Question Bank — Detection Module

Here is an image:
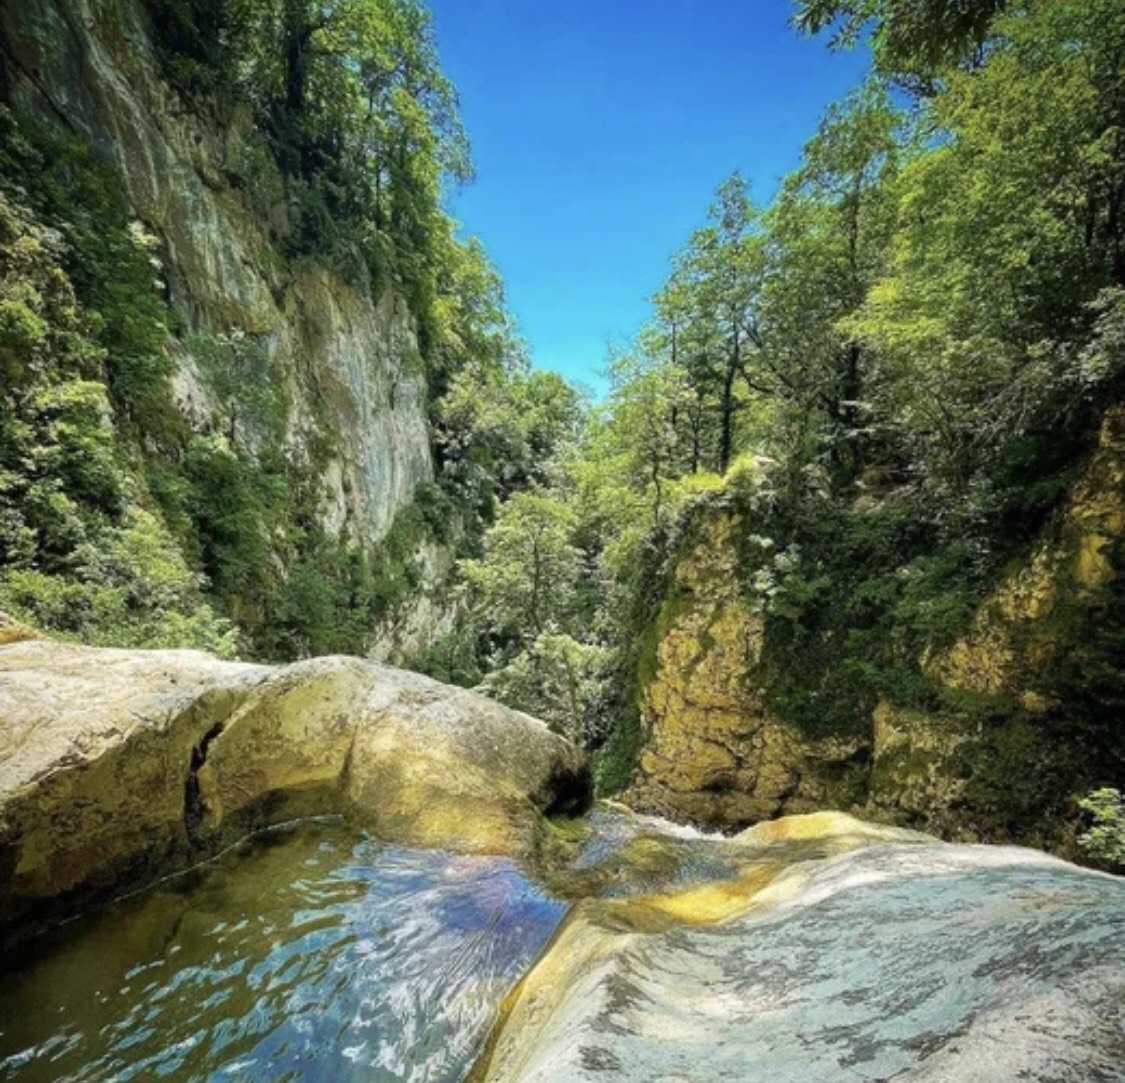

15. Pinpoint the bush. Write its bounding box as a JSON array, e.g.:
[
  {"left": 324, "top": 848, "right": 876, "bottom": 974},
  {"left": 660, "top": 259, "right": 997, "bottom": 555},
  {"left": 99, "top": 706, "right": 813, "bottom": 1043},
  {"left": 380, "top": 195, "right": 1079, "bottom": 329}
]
[{"left": 1078, "top": 789, "right": 1125, "bottom": 869}]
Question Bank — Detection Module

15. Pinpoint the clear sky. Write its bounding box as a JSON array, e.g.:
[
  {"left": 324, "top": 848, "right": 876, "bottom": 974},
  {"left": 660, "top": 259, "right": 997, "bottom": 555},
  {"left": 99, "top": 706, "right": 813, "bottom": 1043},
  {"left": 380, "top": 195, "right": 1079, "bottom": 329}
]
[{"left": 426, "top": 0, "right": 870, "bottom": 396}]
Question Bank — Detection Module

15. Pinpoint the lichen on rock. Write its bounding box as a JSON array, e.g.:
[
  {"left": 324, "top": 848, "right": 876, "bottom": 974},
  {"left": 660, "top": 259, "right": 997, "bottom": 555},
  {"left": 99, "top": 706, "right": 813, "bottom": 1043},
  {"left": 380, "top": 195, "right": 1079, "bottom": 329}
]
[{"left": 626, "top": 513, "right": 867, "bottom": 828}]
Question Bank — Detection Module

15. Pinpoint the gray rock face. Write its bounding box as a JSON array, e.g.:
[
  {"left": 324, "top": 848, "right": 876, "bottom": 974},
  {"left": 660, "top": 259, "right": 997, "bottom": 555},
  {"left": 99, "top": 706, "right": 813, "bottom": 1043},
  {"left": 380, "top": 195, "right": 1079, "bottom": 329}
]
[
  {"left": 475, "top": 839, "right": 1125, "bottom": 1082},
  {"left": 0, "top": 0, "right": 432, "bottom": 542},
  {"left": 0, "top": 638, "right": 590, "bottom": 945}
]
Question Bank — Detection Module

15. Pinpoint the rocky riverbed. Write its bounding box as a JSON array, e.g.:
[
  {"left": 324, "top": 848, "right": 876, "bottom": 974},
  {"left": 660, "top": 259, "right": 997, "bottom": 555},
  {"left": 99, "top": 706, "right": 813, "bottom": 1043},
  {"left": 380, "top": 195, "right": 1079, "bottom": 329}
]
[{"left": 1, "top": 636, "right": 1122, "bottom": 1082}]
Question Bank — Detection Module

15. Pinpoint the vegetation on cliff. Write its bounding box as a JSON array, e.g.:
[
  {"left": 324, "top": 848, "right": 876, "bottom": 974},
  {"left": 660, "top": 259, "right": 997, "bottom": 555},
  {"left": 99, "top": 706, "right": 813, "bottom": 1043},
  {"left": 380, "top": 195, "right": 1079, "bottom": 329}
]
[
  {"left": 0, "top": 0, "right": 574, "bottom": 658},
  {"left": 426, "top": 0, "right": 1125, "bottom": 850}
]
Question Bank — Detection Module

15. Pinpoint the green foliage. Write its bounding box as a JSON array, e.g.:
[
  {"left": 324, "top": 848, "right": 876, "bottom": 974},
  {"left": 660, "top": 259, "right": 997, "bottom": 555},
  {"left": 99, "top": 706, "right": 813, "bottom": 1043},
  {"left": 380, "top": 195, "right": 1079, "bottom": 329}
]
[
  {"left": 0, "top": 109, "right": 179, "bottom": 439},
  {"left": 0, "top": 508, "right": 237, "bottom": 657},
  {"left": 480, "top": 632, "right": 613, "bottom": 743},
  {"left": 180, "top": 435, "right": 285, "bottom": 616},
  {"left": 592, "top": 702, "right": 645, "bottom": 796},
  {"left": 460, "top": 491, "right": 582, "bottom": 642},
  {"left": 1077, "top": 789, "right": 1125, "bottom": 868},
  {"left": 958, "top": 713, "right": 1076, "bottom": 841},
  {"left": 431, "top": 234, "right": 583, "bottom": 521},
  {"left": 0, "top": 185, "right": 233, "bottom": 654},
  {"left": 794, "top": 0, "right": 1010, "bottom": 79},
  {"left": 191, "top": 331, "right": 289, "bottom": 448}
]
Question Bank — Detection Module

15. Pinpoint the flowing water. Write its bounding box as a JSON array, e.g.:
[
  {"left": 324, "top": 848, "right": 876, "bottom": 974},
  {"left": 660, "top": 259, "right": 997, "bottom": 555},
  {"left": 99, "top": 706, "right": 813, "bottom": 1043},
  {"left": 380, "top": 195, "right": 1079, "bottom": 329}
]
[
  {"left": 1, "top": 811, "right": 1123, "bottom": 1083},
  {"left": 0, "top": 820, "right": 566, "bottom": 1083}
]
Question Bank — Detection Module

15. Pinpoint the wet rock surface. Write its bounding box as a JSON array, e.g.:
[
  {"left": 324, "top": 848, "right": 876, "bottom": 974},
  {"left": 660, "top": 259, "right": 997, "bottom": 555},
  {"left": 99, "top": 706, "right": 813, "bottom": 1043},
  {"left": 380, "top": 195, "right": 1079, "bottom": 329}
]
[
  {"left": 473, "top": 813, "right": 1125, "bottom": 1083},
  {"left": 0, "top": 639, "right": 589, "bottom": 943},
  {"left": 0, "top": 772, "right": 1121, "bottom": 1083}
]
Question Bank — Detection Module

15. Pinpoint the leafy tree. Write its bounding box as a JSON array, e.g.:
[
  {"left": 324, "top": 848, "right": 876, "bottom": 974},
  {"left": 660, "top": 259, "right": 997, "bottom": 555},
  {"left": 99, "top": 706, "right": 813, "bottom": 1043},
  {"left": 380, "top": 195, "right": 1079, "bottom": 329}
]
[
  {"left": 652, "top": 267, "right": 714, "bottom": 473},
  {"left": 761, "top": 80, "right": 901, "bottom": 486},
  {"left": 460, "top": 490, "right": 582, "bottom": 643},
  {"left": 603, "top": 347, "right": 689, "bottom": 531},
  {"left": 852, "top": 0, "right": 1125, "bottom": 486},
  {"left": 794, "top": 0, "right": 1010, "bottom": 80},
  {"left": 0, "top": 190, "right": 232, "bottom": 654},
  {"left": 480, "top": 632, "right": 613, "bottom": 743},
  {"left": 676, "top": 173, "right": 768, "bottom": 473}
]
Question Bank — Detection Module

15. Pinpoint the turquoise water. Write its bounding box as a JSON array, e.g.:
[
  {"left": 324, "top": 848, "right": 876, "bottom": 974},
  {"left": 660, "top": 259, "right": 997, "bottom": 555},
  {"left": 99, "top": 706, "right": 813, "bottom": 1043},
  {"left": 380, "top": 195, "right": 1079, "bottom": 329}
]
[{"left": 0, "top": 821, "right": 566, "bottom": 1082}]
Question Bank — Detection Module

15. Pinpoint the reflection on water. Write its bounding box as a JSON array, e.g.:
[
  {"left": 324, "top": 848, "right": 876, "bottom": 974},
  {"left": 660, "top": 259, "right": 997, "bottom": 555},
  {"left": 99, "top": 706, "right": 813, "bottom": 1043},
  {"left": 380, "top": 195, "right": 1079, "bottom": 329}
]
[
  {"left": 0, "top": 821, "right": 566, "bottom": 1083},
  {"left": 9, "top": 806, "right": 1112, "bottom": 1083}
]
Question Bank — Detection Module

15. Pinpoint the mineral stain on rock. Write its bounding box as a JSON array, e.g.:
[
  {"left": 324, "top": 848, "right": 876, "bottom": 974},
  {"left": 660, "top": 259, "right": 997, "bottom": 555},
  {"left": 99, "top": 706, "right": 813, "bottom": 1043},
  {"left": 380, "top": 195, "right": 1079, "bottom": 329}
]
[{"left": 470, "top": 813, "right": 1125, "bottom": 1083}]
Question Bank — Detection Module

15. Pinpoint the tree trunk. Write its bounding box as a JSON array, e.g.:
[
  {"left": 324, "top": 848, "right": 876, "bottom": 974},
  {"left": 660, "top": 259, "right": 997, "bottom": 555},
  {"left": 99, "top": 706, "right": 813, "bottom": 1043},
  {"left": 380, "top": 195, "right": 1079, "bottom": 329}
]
[{"left": 719, "top": 326, "right": 740, "bottom": 474}]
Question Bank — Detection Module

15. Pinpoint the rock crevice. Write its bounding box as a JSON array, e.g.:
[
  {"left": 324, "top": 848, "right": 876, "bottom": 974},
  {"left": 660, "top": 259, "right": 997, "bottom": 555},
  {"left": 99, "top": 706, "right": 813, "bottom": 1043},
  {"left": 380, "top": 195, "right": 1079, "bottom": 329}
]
[
  {"left": 0, "top": 637, "right": 590, "bottom": 946},
  {"left": 183, "top": 719, "right": 226, "bottom": 846}
]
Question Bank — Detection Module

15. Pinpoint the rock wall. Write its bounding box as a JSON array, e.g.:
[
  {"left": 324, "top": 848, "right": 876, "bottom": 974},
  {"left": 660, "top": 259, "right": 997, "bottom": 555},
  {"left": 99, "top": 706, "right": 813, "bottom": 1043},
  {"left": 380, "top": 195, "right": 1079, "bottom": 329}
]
[
  {"left": 625, "top": 514, "right": 868, "bottom": 828},
  {"left": 369, "top": 537, "right": 460, "bottom": 664},
  {"left": 0, "top": 0, "right": 432, "bottom": 545},
  {"left": 867, "top": 403, "right": 1125, "bottom": 840},
  {"left": 629, "top": 408, "right": 1125, "bottom": 846}
]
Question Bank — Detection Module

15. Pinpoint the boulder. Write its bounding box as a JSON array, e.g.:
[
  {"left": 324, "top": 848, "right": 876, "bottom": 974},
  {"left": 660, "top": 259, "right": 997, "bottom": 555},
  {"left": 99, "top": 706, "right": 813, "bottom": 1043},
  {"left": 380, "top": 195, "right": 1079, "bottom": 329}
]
[
  {"left": 471, "top": 813, "right": 1125, "bottom": 1083},
  {"left": 0, "top": 639, "right": 589, "bottom": 943}
]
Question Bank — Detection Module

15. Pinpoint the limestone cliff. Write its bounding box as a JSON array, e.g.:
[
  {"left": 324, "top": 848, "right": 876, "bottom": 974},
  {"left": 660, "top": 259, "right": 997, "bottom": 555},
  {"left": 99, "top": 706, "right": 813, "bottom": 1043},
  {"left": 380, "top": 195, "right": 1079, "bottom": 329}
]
[
  {"left": 628, "top": 407, "right": 1125, "bottom": 850},
  {"left": 625, "top": 514, "right": 868, "bottom": 828},
  {"left": 2, "top": 0, "right": 431, "bottom": 541},
  {"left": 0, "top": 0, "right": 454, "bottom": 654}
]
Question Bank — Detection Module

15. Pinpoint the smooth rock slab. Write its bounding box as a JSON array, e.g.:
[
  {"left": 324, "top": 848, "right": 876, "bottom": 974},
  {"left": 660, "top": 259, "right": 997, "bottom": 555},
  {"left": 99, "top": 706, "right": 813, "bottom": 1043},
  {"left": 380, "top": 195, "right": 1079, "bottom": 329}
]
[
  {"left": 474, "top": 833, "right": 1125, "bottom": 1082},
  {"left": 0, "top": 639, "right": 589, "bottom": 942}
]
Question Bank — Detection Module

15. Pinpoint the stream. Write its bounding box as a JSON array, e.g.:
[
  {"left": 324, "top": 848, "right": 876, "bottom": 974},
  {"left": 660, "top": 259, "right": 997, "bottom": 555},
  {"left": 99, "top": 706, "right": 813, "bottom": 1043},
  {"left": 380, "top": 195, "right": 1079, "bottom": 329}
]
[
  {"left": 0, "top": 810, "right": 1122, "bottom": 1082},
  {"left": 0, "top": 820, "right": 565, "bottom": 1083}
]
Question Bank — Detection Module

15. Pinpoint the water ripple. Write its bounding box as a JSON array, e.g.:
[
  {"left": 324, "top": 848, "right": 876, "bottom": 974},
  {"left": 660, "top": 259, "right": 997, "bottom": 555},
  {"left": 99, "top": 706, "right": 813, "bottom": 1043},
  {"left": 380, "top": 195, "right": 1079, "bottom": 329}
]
[{"left": 0, "top": 823, "right": 566, "bottom": 1083}]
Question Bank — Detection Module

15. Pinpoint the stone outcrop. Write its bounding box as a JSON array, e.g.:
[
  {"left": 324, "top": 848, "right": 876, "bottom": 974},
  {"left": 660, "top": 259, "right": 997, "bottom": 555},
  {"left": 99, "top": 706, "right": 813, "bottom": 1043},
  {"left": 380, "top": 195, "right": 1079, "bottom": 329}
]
[
  {"left": 866, "top": 403, "right": 1125, "bottom": 835},
  {"left": 629, "top": 407, "right": 1125, "bottom": 845},
  {"left": 471, "top": 812, "right": 1125, "bottom": 1083},
  {"left": 867, "top": 699, "right": 972, "bottom": 832},
  {"left": 369, "top": 538, "right": 461, "bottom": 664},
  {"left": 0, "top": 0, "right": 432, "bottom": 546},
  {"left": 0, "top": 637, "right": 590, "bottom": 944},
  {"left": 626, "top": 514, "right": 867, "bottom": 828},
  {"left": 929, "top": 404, "right": 1125, "bottom": 702}
]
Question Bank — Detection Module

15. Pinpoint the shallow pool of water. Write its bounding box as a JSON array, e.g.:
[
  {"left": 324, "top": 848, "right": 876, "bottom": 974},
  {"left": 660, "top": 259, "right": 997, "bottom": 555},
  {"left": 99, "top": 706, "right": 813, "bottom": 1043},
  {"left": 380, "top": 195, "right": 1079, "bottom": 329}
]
[{"left": 0, "top": 820, "right": 566, "bottom": 1083}]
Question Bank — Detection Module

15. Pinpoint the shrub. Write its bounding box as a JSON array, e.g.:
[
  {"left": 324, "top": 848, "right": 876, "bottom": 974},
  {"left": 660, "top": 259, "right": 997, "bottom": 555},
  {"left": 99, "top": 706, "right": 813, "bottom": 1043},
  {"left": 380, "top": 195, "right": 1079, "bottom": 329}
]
[{"left": 1078, "top": 788, "right": 1125, "bottom": 869}]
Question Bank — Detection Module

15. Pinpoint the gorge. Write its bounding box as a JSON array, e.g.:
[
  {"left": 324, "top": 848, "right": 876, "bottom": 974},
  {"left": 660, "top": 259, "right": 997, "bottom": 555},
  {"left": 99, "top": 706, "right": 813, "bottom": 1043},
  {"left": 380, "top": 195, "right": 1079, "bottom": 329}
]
[{"left": 1, "top": 0, "right": 1124, "bottom": 1079}]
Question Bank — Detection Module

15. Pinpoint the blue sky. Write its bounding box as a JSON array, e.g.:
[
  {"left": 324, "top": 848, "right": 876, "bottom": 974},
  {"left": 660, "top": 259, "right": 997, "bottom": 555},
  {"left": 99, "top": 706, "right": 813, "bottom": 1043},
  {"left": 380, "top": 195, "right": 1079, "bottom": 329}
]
[{"left": 427, "top": 0, "right": 870, "bottom": 396}]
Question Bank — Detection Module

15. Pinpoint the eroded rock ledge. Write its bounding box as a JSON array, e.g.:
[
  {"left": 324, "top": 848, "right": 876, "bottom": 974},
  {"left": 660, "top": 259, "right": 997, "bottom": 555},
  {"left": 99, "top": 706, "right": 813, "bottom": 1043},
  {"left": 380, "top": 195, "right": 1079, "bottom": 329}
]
[
  {"left": 0, "top": 638, "right": 590, "bottom": 944},
  {"left": 470, "top": 813, "right": 1125, "bottom": 1083}
]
